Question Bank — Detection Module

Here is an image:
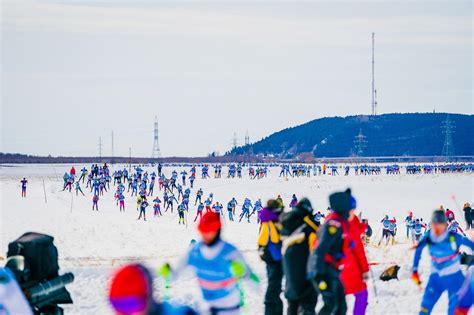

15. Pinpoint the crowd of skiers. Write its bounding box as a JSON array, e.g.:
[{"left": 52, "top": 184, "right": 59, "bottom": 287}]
[
  {"left": 101, "top": 190, "right": 473, "bottom": 315},
  {"left": 14, "top": 163, "right": 474, "bottom": 315}
]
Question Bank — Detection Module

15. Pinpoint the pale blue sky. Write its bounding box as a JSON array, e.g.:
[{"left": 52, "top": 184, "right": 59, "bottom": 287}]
[{"left": 1, "top": 0, "right": 472, "bottom": 157}]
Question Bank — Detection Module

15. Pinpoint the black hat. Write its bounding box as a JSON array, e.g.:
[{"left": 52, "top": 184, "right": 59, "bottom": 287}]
[
  {"left": 431, "top": 210, "right": 447, "bottom": 224},
  {"left": 296, "top": 198, "right": 313, "bottom": 214},
  {"left": 329, "top": 189, "right": 352, "bottom": 219}
]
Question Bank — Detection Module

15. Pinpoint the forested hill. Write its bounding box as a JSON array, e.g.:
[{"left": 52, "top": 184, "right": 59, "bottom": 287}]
[{"left": 229, "top": 113, "right": 474, "bottom": 158}]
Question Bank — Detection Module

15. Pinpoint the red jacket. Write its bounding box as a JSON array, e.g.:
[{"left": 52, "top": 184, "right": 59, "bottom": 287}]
[
  {"left": 445, "top": 209, "right": 455, "bottom": 220},
  {"left": 70, "top": 167, "right": 76, "bottom": 175},
  {"left": 340, "top": 216, "right": 369, "bottom": 295}
]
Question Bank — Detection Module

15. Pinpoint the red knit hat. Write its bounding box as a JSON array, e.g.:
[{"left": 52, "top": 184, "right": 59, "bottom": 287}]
[
  {"left": 198, "top": 212, "right": 222, "bottom": 233},
  {"left": 108, "top": 264, "right": 151, "bottom": 314}
]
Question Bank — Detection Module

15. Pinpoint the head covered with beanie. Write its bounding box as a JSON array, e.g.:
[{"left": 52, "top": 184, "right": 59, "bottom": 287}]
[
  {"left": 259, "top": 199, "right": 283, "bottom": 223},
  {"left": 295, "top": 197, "right": 313, "bottom": 214},
  {"left": 431, "top": 209, "right": 447, "bottom": 224},
  {"left": 329, "top": 188, "right": 356, "bottom": 220},
  {"left": 198, "top": 211, "right": 222, "bottom": 245},
  {"left": 108, "top": 264, "right": 153, "bottom": 315}
]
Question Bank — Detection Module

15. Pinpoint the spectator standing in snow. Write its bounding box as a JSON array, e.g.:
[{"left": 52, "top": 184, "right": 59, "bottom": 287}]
[{"left": 258, "top": 199, "right": 284, "bottom": 315}]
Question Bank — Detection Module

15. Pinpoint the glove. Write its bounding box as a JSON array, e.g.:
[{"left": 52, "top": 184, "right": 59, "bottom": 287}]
[
  {"left": 411, "top": 271, "right": 421, "bottom": 286},
  {"left": 157, "top": 263, "right": 171, "bottom": 279},
  {"left": 313, "top": 274, "right": 329, "bottom": 292},
  {"left": 230, "top": 261, "right": 246, "bottom": 279},
  {"left": 249, "top": 272, "right": 260, "bottom": 284}
]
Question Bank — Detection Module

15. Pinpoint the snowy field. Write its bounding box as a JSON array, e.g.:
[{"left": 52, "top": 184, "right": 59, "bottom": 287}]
[{"left": 1, "top": 163, "right": 473, "bottom": 315}]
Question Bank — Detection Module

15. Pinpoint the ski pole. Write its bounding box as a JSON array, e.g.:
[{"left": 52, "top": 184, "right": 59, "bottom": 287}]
[
  {"left": 185, "top": 210, "right": 188, "bottom": 229},
  {"left": 369, "top": 268, "right": 379, "bottom": 304},
  {"left": 451, "top": 195, "right": 464, "bottom": 219},
  {"left": 372, "top": 225, "right": 382, "bottom": 246},
  {"left": 42, "top": 178, "right": 48, "bottom": 204},
  {"left": 70, "top": 190, "right": 73, "bottom": 213}
]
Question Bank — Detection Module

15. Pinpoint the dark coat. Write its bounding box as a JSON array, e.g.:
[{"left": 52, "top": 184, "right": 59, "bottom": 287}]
[{"left": 280, "top": 208, "right": 318, "bottom": 301}]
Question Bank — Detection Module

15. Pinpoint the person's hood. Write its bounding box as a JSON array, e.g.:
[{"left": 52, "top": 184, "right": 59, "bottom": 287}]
[
  {"left": 349, "top": 216, "right": 366, "bottom": 236},
  {"left": 259, "top": 207, "right": 280, "bottom": 223}
]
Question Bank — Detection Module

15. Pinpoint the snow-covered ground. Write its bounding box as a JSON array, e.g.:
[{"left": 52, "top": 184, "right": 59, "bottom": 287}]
[{"left": 1, "top": 164, "right": 473, "bottom": 314}]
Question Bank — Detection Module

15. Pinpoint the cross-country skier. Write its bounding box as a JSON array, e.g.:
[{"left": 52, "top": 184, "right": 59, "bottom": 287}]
[
  {"left": 194, "top": 202, "right": 204, "bottom": 222},
  {"left": 213, "top": 202, "right": 224, "bottom": 216},
  {"left": 227, "top": 199, "right": 237, "bottom": 221},
  {"left": 78, "top": 167, "right": 88, "bottom": 183},
  {"left": 455, "top": 264, "right": 473, "bottom": 315},
  {"left": 204, "top": 197, "right": 213, "bottom": 213},
  {"left": 20, "top": 178, "right": 28, "bottom": 197},
  {"left": 195, "top": 188, "right": 203, "bottom": 205},
  {"left": 166, "top": 194, "right": 178, "bottom": 213},
  {"left": 412, "top": 209, "right": 474, "bottom": 315},
  {"left": 189, "top": 174, "right": 195, "bottom": 188},
  {"left": 388, "top": 217, "right": 397, "bottom": 245},
  {"left": 289, "top": 194, "right": 298, "bottom": 209},
  {"left": 313, "top": 211, "right": 325, "bottom": 227},
  {"left": 448, "top": 220, "right": 466, "bottom": 236},
  {"left": 445, "top": 208, "right": 456, "bottom": 222},
  {"left": 229, "top": 197, "right": 238, "bottom": 215},
  {"left": 130, "top": 179, "right": 138, "bottom": 197},
  {"left": 412, "top": 219, "right": 426, "bottom": 243},
  {"left": 148, "top": 178, "right": 155, "bottom": 196},
  {"left": 239, "top": 198, "right": 253, "bottom": 223},
  {"left": 180, "top": 171, "right": 187, "bottom": 186},
  {"left": 117, "top": 193, "right": 125, "bottom": 212},
  {"left": 153, "top": 197, "right": 162, "bottom": 216},
  {"left": 177, "top": 203, "right": 187, "bottom": 225},
  {"left": 378, "top": 215, "right": 391, "bottom": 246},
  {"left": 137, "top": 198, "right": 149, "bottom": 221},
  {"left": 251, "top": 199, "right": 263, "bottom": 223},
  {"left": 158, "top": 212, "right": 259, "bottom": 315},
  {"left": 92, "top": 194, "right": 99, "bottom": 211},
  {"left": 74, "top": 181, "right": 85, "bottom": 196}
]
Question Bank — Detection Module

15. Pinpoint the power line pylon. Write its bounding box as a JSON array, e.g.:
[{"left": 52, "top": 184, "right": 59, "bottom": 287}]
[
  {"left": 441, "top": 114, "right": 455, "bottom": 158},
  {"left": 151, "top": 116, "right": 161, "bottom": 159}
]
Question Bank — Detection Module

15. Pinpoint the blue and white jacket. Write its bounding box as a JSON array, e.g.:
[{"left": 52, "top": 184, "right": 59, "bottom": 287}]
[
  {"left": 173, "top": 240, "right": 251, "bottom": 309},
  {"left": 413, "top": 230, "right": 474, "bottom": 277}
]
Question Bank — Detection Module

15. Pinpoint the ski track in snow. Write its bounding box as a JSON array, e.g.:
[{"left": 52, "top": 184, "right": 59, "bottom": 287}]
[{"left": 1, "top": 164, "right": 473, "bottom": 314}]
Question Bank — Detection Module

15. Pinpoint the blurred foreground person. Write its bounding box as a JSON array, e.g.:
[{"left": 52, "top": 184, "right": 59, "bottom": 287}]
[
  {"left": 340, "top": 195, "right": 370, "bottom": 315},
  {"left": 412, "top": 210, "right": 474, "bottom": 315},
  {"left": 280, "top": 198, "right": 319, "bottom": 315},
  {"left": 258, "top": 199, "right": 284, "bottom": 315},
  {"left": 159, "top": 212, "right": 259, "bottom": 315},
  {"left": 108, "top": 263, "right": 196, "bottom": 315},
  {"left": 308, "top": 189, "right": 353, "bottom": 315},
  {"left": 0, "top": 267, "right": 33, "bottom": 315}
]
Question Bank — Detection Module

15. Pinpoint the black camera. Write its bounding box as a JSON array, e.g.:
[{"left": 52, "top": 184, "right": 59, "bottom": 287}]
[{"left": 6, "top": 232, "right": 74, "bottom": 315}]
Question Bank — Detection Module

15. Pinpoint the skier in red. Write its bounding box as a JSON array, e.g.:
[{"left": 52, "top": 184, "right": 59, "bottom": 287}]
[
  {"left": 70, "top": 166, "right": 76, "bottom": 176},
  {"left": 340, "top": 208, "right": 370, "bottom": 314},
  {"left": 445, "top": 208, "right": 455, "bottom": 222}
]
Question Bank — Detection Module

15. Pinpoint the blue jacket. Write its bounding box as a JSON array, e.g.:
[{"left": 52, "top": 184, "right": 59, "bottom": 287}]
[
  {"left": 174, "top": 240, "right": 250, "bottom": 303},
  {"left": 413, "top": 230, "right": 474, "bottom": 276}
]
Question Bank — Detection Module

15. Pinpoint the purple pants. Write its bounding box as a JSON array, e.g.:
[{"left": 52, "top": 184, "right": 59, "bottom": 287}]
[{"left": 353, "top": 289, "right": 368, "bottom": 315}]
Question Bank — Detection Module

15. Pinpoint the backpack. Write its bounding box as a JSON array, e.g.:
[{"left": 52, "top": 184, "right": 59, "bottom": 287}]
[{"left": 379, "top": 265, "right": 400, "bottom": 281}]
